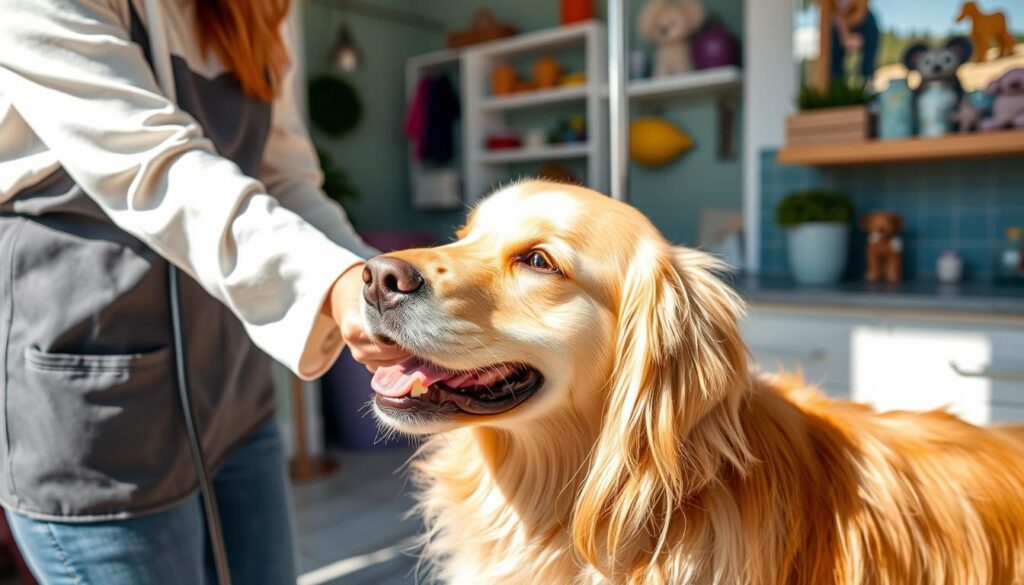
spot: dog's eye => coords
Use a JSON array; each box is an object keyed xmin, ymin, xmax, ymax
[{"xmin": 519, "ymin": 251, "xmax": 559, "ymax": 274}]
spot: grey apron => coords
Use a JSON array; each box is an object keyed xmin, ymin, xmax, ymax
[{"xmin": 0, "ymin": 2, "xmax": 276, "ymax": 520}]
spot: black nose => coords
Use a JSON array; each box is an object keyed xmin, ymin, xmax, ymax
[{"xmin": 362, "ymin": 256, "xmax": 424, "ymax": 313}]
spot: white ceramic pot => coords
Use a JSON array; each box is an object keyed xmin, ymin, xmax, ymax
[{"xmin": 786, "ymin": 222, "xmax": 849, "ymax": 285}]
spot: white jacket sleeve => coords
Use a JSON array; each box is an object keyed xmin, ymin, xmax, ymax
[{"xmin": 0, "ymin": 0, "xmax": 365, "ymax": 380}]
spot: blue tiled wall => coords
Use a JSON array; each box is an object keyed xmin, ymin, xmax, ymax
[{"xmin": 759, "ymin": 150, "xmax": 1024, "ymax": 281}]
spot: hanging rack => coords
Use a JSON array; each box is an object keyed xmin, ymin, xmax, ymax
[{"xmin": 308, "ymin": 0, "xmax": 445, "ymax": 32}]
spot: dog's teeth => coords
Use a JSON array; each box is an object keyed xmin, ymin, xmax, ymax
[{"xmin": 411, "ymin": 381, "xmax": 429, "ymax": 398}]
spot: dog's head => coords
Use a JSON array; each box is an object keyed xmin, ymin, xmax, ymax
[{"xmin": 364, "ymin": 181, "xmax": 747, "ymax": 437}]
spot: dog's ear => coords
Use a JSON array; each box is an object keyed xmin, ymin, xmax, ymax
[
  {"xmin": 903, "ymin": 43, "xmax": 929, "ymax": 71},
  {"xmin": 639, "ymin": 0, "xmax": 665, "ymax": 41},
  {"xmin": 572, "ymin": 244, "xmax": 752, "ymax": 577}
]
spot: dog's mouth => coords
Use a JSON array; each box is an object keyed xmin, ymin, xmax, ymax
[{"xmin": 372, "ymin": 358, "xmax": 543, "ymax": 416}]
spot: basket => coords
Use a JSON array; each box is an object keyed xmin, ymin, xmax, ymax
[{"xmin": 446, "ymin": 9, "xmax": 517, "ymax": 49}]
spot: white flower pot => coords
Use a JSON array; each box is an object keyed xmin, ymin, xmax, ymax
[{"xmin": 786, "ymin": 222, "xmax": 849, "ymax": 285}]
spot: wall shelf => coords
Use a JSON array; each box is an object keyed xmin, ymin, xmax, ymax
[
  {"xmin": 777, "ymin": 130, "xmax": 1024, "ymax": 166},
  {"xmin": 480, "ymin": 86, "xmax": 588, "ymax": 112},
  {"xmin": 600, "ymin": 66, "xmax": 742, "ymax": 101},
  {"xmin": 478, "ymin": 143, "xmax": 590, "ymax": 164}
]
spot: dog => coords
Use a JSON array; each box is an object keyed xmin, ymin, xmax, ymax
[{"xmin": 363, "ymin": 181, "xmax": 1024, "ymax": 584}]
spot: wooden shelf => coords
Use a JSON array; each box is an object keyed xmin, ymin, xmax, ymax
[
  {"xmin": 480, "ymin": 85, "xmax": 589, "ymax": 112},
  {"xmin": 777, "ymin": 130, "xmax": 1024, "ymax": 166},
  {"xmin": 478, "ymin": 143, "xmax": 589, "ymax": 164}
]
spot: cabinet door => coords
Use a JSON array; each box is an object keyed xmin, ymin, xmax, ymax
[
  {"xmin": 853, "ymin": 324, "xmax": 1024, "ymax": 426},
  {"xmin": 741, "ymin": 312, "xmax": 853, "ymax": 398}
]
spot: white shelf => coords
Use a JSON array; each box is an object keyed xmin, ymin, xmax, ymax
[
  {"xmin": 480, "ymin": 85, "xmax": 589, "ymax": 112},
  {"xmin": 478, "ymin": 143, "xmax": 590, "ymax": 164},
  {"xmin": 471, "ymin": 21, "xmax": 599, "ymax": 59},
  {"xmin": 600, "ymin": 66, "xmax": 742, "ymax": 101},
  {"xmin": 407, "ymin": 48, "xmax": 461, "ymax": 70}
]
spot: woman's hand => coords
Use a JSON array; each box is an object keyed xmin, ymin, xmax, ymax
[{"xmin": 326, "ymin": 264, "xmax": 411, "ymax": 371}]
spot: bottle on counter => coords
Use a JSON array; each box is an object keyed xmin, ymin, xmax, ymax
[
  {"xmin": 937, "ymin": 250, "xmax": 963, "ymax": 284},
  {"xmin": 997, "ymin": 227, "xmax": 1024, "ymax": 283}
]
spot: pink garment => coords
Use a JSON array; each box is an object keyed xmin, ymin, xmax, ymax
[{"xmin": 404, "ymin": 75, "xmax": 431, "ymax": 159}]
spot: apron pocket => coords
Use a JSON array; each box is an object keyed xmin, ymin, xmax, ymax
[{"xmin": 11, "ymin": 346, "xmax": 192, "ymax": 517}]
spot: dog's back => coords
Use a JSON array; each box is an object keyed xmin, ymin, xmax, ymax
[{"xmin": 749, "ymin": 374, "xmax": 1024, "ymax": 584}]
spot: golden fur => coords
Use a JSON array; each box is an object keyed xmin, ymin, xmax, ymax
[{"xmin": 369, "ymin": 181, "xmax": 1024, "ymax": 584}]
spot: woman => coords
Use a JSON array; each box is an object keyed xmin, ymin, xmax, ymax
[{"xmin": 0, "ymin": 0, "xmax": 407, "ymax": 583}]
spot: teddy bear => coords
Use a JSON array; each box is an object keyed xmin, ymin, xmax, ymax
[
  {"xmin": 861, "ymin": 212, "xmax": 904, "ymax": 284},
  {"xmin": 639, "ymin": 0, "xmax": 706, "ymax": 78},
  {"xmin": 980, "ymin": 67, "xmax": 1024, "ymax": 131}
]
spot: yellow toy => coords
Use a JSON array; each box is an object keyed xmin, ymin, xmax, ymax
[{"xmin": 629, "ymin": 117, "xmax": 694, "ymax": 165}]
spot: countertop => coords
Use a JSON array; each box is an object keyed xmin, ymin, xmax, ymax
[{"xmin": 732, "ymin": 275, "xmax": 1024, "ymax": 318}]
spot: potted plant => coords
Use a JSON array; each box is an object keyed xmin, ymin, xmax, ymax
[
  {"xmin": 776, "ymin": 190, "xmax": 854, "ymax": 285},
  {"xmin": 785, "ymin": 80, "xmax": 874, "ymax": 147}
]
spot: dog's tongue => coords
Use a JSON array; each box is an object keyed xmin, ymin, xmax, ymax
[
  {"xmin": 371, "ymin": 358, "xmax": 449, "ymax": 397},
  {"xmin": 371, "ymin": 358, "xmax": 519, "ymax": 397}
]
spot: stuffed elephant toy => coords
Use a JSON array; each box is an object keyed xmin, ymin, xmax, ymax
[{"xmin": 980, "ymin": 68, "xmax": 1024, "ymax": 131}]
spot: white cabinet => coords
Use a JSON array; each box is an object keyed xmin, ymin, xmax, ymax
[{"xmin": 742, "ymin": 307, "xmax": 1024, "ymax": 425}]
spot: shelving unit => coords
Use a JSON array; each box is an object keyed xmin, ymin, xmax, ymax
[
  {"xmin": 600, "ymin": 66, "xmax": 743, "ymax": 102},
  {"xmin": 777, "ymin": 130, "xmax": 1024, "ymax": 166},
  {"xmin": 479, "ymin": 85, "xmax": 588, "ymax": 112},
  {"xmin": 478, "ymin": 142, "xmax": 590, "ymax": 164},
  {"xmin": 463, "ymin": 21, "xmax": 607, "ymax": 202},
  {"xmin": 405, "ymin": 48, "xmax": 463, "ymax": 210}
]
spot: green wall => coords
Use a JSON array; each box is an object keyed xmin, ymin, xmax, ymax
[{"xmin": 303, "ymin": 0, "xmax": 744, "ymax": 246}]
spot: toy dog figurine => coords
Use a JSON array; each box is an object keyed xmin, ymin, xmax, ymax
[
  {"xmin": 639, "ymin": 0, "xmax": 705, "ymax": 77},
  {"xmin": 957, "ymin": 1, "xmax": 1016, "ymax": 62},
  {"xmin": 862, "ymin": 211, "xmax": 904, "ymax": 283}
]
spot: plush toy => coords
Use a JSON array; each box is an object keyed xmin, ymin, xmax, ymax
[
  {"xmin": 903, "ymin": 37, "xmax": 973, "ymax": 97},
  {"xmin": 638, "ymin": 0, "xmax": 705, "ymax": 78},
  {"xmin": 903, "ymin": 37, "xmax": 972, "ymax": 136},
  {"xmin": 980, "ymin": 68, "xmax": 1024, "ymax": 131},
  {"xmin": 956, "ymin": 1, "xmax": 1015, "ymax": 63},
  {"xmin": 861, "ymin": 212, "xmax": 904, "ymax": 284}
]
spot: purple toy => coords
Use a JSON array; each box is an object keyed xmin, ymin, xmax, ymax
[
  {"xmin": 691, "ymin": 19, "xmax": 740, "ymax": 70},
  {"xmin": 980, "ymin": 68, "xmax": 1024, "ymax": 131}
]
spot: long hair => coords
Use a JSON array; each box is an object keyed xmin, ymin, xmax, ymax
[{"xmin": 195, "ymin": 0, "xmax": 292, "ymax": 102}]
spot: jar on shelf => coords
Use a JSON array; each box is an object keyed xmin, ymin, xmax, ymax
[{"xmin": 879, "ymin": 78, "xmax": 913, "ymax": 140}]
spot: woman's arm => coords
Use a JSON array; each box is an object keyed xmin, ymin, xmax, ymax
[
  {"xmin": 0, "ymin": 0, "xmax": 364, "ymax": 379},
  {"xmin": 260, "ymin": 38, "xmax": 410, "ymax": 371}
]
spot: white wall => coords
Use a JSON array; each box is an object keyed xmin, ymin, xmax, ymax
[{"xmin": 743, "ymin": 0, "xmax": 799, "ymax": 272}]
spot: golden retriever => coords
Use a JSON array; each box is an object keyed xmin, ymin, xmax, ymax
[{"xmin": 361, "ymin": 180, "xmax": 1024, "ymax": 584}]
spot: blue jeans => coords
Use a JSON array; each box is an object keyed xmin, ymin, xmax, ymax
[
  {"xmin": 831, "ymin": 10, "xmax": 880, "ymax": 79},
  {"xmin": 5, "ymin": 419, "xmax": 297, "ymax": 585}
]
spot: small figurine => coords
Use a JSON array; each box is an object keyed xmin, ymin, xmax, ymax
[
  {"xmin": 956, "ymin": 1, "xmax": 1015, "ymax": 63},
  {"xmin": 903, "ymin": 37, "xmax": 973, "ymax": 136},
  {"xmin": 830, "ymin": 0, "xmax": 880, "ymax": 81},
  {"xmin": 979, "ymin": 68, "xmax": 1024, "ymax": 131},
  {"xmin": 638, "ymin": 0, "xmax": 705, "ymax": 78},
  {"xmin": 861, "ymin": 211, "xmax": 904, "ymax": 283},
  {"xmin": 952, "ymin": 96, "xmax": 982, "ymax": 132}
]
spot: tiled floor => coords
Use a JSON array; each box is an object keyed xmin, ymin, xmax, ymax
[{"xmin": 293, "ymin": 445, "xmax": 424, "ymax": 585}]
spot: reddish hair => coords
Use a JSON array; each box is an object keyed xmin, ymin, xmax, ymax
[{"xmin": 195, "ymin": 0, "xmax": 292, "ymax": 102}]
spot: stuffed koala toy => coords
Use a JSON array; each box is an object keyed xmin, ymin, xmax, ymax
[
  {"xmin": 902, "ymin": 36, "xmax": 973, "ymax": 97},
  {"xmin": 980, "ymin": 67, "xmax": 1024, "ymax": 131},
  {"xmin": 639, "ymin": 0, "xmax": 705, "ymax": 77}
]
